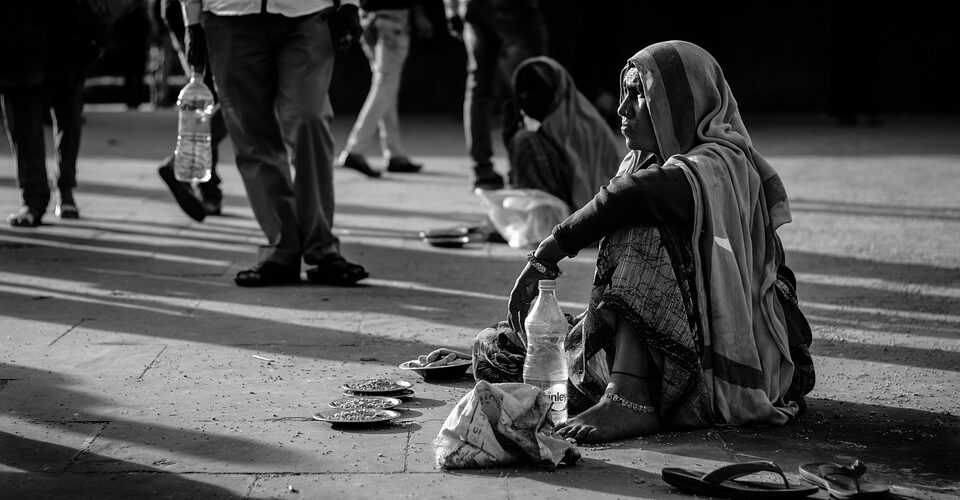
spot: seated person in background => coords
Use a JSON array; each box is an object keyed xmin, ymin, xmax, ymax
[
  {"xmin": 501, "ymin": 56, "xmax": 623, "ymax": 213},
  {"xmin": 439, "ymin": 56, "xmax": 622, "ymax": 247},
  {"xmin": 474, "ymin": 41, "xmax": 814, "ymax": 443}
]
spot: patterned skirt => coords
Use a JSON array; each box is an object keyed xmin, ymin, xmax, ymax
[{"xmin": 473, "ymin": 224, "xmax": 814, "ymax": 430}]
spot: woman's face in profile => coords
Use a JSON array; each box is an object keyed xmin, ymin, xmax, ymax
[{"xmin": 618, "ymin": 67, "xmax": 657, "ymax": 153}]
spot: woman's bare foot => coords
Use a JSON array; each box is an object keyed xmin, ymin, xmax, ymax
[{"xmin": 556, "ymin": 397, "xmax": 659, "ymax": 443}]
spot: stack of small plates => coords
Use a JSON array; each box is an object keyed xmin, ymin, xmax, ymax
[{"xmin": 312, "ymin": 378, "xmax": 414, "ymax": 427}]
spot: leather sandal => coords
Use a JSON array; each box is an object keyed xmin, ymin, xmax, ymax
[
  {"xmin": 234, "ymin": 262, "xmax": 301, "ymax": 287},
  {"xmin": 306, "ymin": 254, "xmax": 369, "ymax": 286},
  {"xmin": 7, "ymin": 206, "xmax": 42, "ymax": 228}
]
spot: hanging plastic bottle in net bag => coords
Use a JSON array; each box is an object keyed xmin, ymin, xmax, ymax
[
  {"xmin": 174, "ymin": 69, "xmax": 214, "ymax": 182},
  {"xmin": 523, "ymin": 279, "xmax": 569, "ymax": 425}
]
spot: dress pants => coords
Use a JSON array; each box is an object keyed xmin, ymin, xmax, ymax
[{"xmin": 203, "ymin": 12, "xmax": 339, "ymax": 269}]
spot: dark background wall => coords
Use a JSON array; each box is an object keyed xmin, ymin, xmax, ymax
[
  {"xmin": 88, "ymin": 0, "xmax": 958, "ymax": 117},
  {"xmin": 329, "ymin": 1, "xmax": 959, "ymax": 117}
]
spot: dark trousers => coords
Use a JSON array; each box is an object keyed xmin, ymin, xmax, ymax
[
  {"xmin": 1, "ymin": 78, "xmax": 84, "ymax": 213},
  {"xmin": 203, "ymin": 12, "xmax": 339, "ymax": 268},
  {"xmin": 462, "ymin": 0, "xmax": 547, "ymax": 171}
]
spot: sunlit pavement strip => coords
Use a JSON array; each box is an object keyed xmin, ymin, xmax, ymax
[{"xmin": 2, "ymin": 111, "xmax": 960, "ymax": 498}]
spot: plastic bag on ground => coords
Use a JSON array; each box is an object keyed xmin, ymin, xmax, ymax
[
  {"xmin": 475, "ymin": 188, "xmax": 570, "ymax": 249},
  {"xmin": 433, "ymin": 380, "xmax": 581, "ymax": 470}
]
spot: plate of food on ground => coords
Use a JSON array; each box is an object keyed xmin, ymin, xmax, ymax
[
  {"xmin": 400, "ymin": 349, "xmax": 472, "ymax": 381},
  {"xmin": 312, "ymin": 408, "xmax": 401, "ymax": 428},
  {"xmin": 340, "ymin": 378, "xmax": 413, "ymax": 395},
  {"xmin": 328, "ymin": 396, "xmax": 403, "ymax": 410},
  {"xmin": 342, "ymin": 388, "xmax": 415, "ymax": 399}
]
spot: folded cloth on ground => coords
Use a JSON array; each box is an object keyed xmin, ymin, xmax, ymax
[{"xmin": 434, "ymin": 381, "xmax": 580, "ymax": 470}]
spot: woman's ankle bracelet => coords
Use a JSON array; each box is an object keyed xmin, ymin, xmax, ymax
[{"xmin": 602, "ymin": 392, "xmax": 656, "ymax": 414}]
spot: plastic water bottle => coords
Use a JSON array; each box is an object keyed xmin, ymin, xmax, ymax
[
  {"xmin": 523, "ymin": 279, "xmax": 569, "ymax": 425},
  {"xmin": 174, "ymin": 69, "xmax": 214, "ymax": 182}
]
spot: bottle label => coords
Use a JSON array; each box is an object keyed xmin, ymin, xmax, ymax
[{"xmin": 542, "ymin": 382, "xmax": 567, "ymax": 413}]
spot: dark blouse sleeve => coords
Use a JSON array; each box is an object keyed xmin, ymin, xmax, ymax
[{"xmin": 551, "ymin": 159, "xmax": 694, "ymax": 255}]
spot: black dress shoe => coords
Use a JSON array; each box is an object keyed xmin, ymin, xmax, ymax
[
  {"xmin": 386, "ymin": 157, "xmax": 423, "ymax": 173},
  {"xmin": 158, "ymin": 158, "xmax": 206, "ymax": 222},
  {"xmin": 473, "ymin": 169, "xmax": 505, "ymax": 190},
  {"xmin": 338, "ymin": 152, "xmax": 382, "ymax": 178}
]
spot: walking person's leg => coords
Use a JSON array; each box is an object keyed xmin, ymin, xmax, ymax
[
  {"xmin": 47, "ymin": 76, "xmax": 85, "ymax": 218},
  {"xmin": 462, "ymin": 8, "xmax": 503, "ymax": 189},
  {"xmin": 368, "ymin": 10, "xmax": 420, "ymax": 173},
  {"xmin": 2, "ymin": 87, "xmax": 50, "ymax": 227},
  {"xmin": 337, "ymin": 11, "xmax": 388, "ymax": 178},
  {"xmin": 275, "ymin": 12, "xmax": 367, "ymax": 286},
  {"xmin": 204, "ymin": 12, "xmax": 302, "ymax": 285}
]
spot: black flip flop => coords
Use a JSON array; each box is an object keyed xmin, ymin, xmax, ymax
[
  {"xmin": 662, "ymin": 461, "xmax": 819, "ymax": 499},
  {"xmin": 799, "ymin": 461, "xmax": 889, "ymax": 499}
]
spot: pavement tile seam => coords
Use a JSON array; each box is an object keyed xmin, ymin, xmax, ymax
[
  {"xmin": 46, "ymin": 317, "xmax": 90, "ymax": 347},
  {"xmin": 135, "ymin": 344, "xmax": 169, "ymax": 382}
]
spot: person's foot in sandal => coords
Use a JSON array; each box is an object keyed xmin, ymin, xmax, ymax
[
  {"xmin": 7, "ymin": 206, "xmax": 42, "ymax": 228},
  {"xmin": 306, "ymin": 254, "xmax": 369, "ymax": 286},
  {"xmin": 235, "ymin": 261, "xmax": 301, "ymax": 287}
]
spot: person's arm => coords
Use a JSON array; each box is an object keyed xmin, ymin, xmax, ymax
[{"xmin": 552, "ymin": 162, "xmax": 694, "ymax": 256}]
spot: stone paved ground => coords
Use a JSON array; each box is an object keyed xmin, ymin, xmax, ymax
[{"xmin": 1, "ymin": 109, "xmax": 958, "ymax": 499}]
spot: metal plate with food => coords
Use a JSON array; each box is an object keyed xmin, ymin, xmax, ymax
[
  {"xmin": 340, "ymin": 378, "xmax": 412, "ymax": 394},
  {"xmin": 342, "ymin": 388, "xmax": 415, "ymax": 399},
  {"xmin": 328, "ymin": 396, "xmax": 403, "ymax": 410},
  {"xmin": 312, "ymin": 408, "xmax": 401, "ymax": 427},
  {"xmin": 399, "ymin": 359, "xmax": 472, "ymax": 381}
]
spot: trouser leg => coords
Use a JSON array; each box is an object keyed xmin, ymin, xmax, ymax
[
  {"xmin": 204, "ymin": 12, "xmax": 301, "ymax": 268},
  {"xmin": 1, "ymin": 87, "xmax": 50, "ymax": 212},
  {"xmin": 273, "ymin": 12, "xmax": 339, "ymax": 265},
  {"xmin": 462, "ymin": 17, "xmax": 499, "ymax": 171},
  {"xmin": 47, "ymin": 77, "xmax": 85, "ymax": 195}
]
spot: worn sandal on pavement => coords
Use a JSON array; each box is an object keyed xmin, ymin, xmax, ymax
[
  {"xmin": 662, "ymin": 461, "xmax": 818, "ymax": 499},
  {"xmin": 234, "ymin": 262, "xmax": 301, "ymax": 287},
  {"xmin": 7, "ymin": 206, "xmax": 42, "ymax": 228},
  {"xmin": 799, "ymin": 460, "xmax": 888, "ymax": 499},
  {"xmin": 306, "ymin": 255, "xmax": 368, "ymax": 286}
]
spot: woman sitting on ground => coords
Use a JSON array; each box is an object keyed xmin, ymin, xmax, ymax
[
  {"xmin": 473, "ymin": 41, "xmax": 814, "ymax": 443},
  {"xmin": 502, "ymin": 56, "xmax": 623, "ymax": 212}
]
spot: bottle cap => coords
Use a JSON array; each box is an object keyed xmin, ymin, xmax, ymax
[{"xmin": 538, "ymin": 279, "xmax": 556, "ymax": 289}]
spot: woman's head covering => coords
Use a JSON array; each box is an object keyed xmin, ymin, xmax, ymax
[
  {"xmin": 621, "ymin": 40, "xmax": 791, "ymax": 229},
  {"xmin": 623, "ymin": 41, "xmax": 799, "ymax": 426},
  {"xmin": 512, "ymin": 56, "xmax": 624, "ymax": 209}
]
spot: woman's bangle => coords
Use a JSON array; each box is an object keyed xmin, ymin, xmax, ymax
[{"xmin": 526, "ymin": 251, "xmax": 561, "ymax": 279}]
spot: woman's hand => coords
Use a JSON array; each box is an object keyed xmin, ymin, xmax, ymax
[
  {"xmin": 425, "ymin": 348, "xmax": 470, "ymax": 363},
  {"xmin": 508, "ymin": 235, "xmax": 570, "ymax": 331},
  {"xmin": 508, "ymin": 262, "xmax": 543, "ymax": 332}
]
